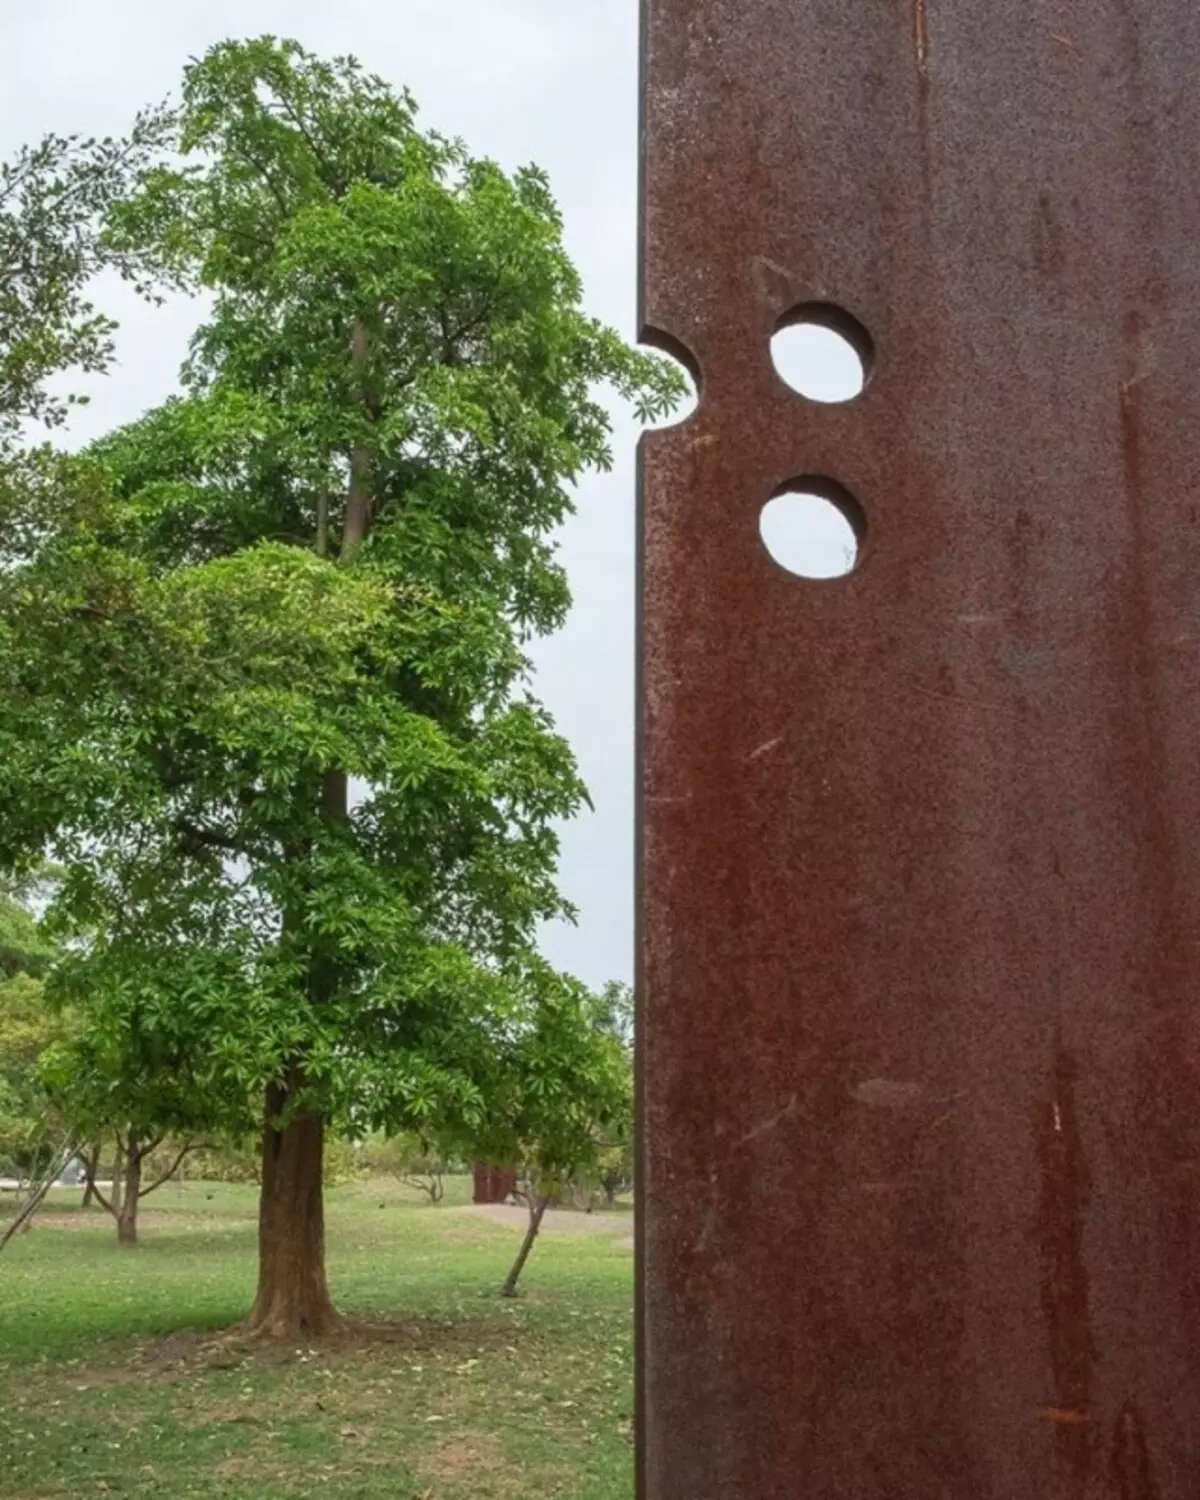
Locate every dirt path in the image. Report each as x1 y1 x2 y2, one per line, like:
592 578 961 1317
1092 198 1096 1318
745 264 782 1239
457 1203 634 1247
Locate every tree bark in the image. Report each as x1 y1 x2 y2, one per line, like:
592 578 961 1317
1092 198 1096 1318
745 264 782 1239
248 1073 340 1337
110 1139 125 1219
502 1194 549 1299
250 786 343 1336
343 321 372 559
117 1136 141 1248
315 486 330 559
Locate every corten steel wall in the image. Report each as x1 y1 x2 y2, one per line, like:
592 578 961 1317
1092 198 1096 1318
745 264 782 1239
471 1164 517 1205
637 2 1200 1496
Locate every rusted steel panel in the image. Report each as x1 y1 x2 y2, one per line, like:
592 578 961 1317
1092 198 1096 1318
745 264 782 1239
471 1163 517 1205
637 3 1200 1497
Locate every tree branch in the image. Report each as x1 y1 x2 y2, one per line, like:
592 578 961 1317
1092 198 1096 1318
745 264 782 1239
139 1140 210 1198
138 1133 165 1163
227 140 292 217
315 486 329 558
173 818 242 855
83 1156 116 1219
1 1141 76 1253
268 94 332 187
342 320 372 560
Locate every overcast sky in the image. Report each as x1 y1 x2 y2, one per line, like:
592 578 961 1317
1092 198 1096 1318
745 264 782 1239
2 0 854 988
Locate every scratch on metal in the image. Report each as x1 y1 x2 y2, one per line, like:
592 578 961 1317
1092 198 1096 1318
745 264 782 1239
739 1094 799 1146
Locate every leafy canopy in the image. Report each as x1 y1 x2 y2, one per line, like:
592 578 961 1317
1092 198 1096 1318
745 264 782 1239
0 108 172 441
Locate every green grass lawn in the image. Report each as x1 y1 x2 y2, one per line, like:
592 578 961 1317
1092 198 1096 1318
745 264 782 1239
0 1178 635 1499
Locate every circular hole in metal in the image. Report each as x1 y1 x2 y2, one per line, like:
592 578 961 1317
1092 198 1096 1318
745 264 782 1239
759 480 865 579
640 326 701 428
771 303 873 403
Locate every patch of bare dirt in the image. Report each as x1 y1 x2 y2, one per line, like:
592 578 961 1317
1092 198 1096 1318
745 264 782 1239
214 1456 299 1486
425 1431 506 1476
420 1430 519 1496
80 1314 522 1388
457 1204 634 1237
26 1208 256 1234
29 1211 181 1233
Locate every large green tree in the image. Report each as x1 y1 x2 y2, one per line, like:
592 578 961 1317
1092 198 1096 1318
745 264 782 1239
0 38 682 1335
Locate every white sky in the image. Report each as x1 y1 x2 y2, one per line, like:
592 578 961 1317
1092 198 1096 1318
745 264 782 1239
2 0 854 988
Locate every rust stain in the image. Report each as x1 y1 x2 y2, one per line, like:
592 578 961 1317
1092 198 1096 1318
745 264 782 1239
1038 1406 1092 1427
1116 303 1181 958
1119 311 1147 502
913 0 930 75
1032 192 1066 277
1034 1038 1095 1494
1111 1403 1161 1500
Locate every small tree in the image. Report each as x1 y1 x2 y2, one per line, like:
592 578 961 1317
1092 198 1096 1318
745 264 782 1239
40 952 251 1247
391 1135 446 1204
462 965 632 1299
592 1139 635 1211
556 981 633 1212
74 1131 206 1247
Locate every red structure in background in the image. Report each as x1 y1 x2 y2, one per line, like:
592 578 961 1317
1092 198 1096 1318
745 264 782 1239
471 1163 517 1205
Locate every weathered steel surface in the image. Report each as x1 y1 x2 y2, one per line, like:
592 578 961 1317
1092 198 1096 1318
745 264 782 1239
471 1163 517 1206
637 3 1200 1497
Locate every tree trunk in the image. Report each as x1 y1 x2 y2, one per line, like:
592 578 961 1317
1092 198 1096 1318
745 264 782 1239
502 1194 549 1299
243 318 372 1340
81 1144 101 1209
116 1137 141 1247
315 486 330 559
248 1074 340 1338
343 321 372 559
110 1139 125 1220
